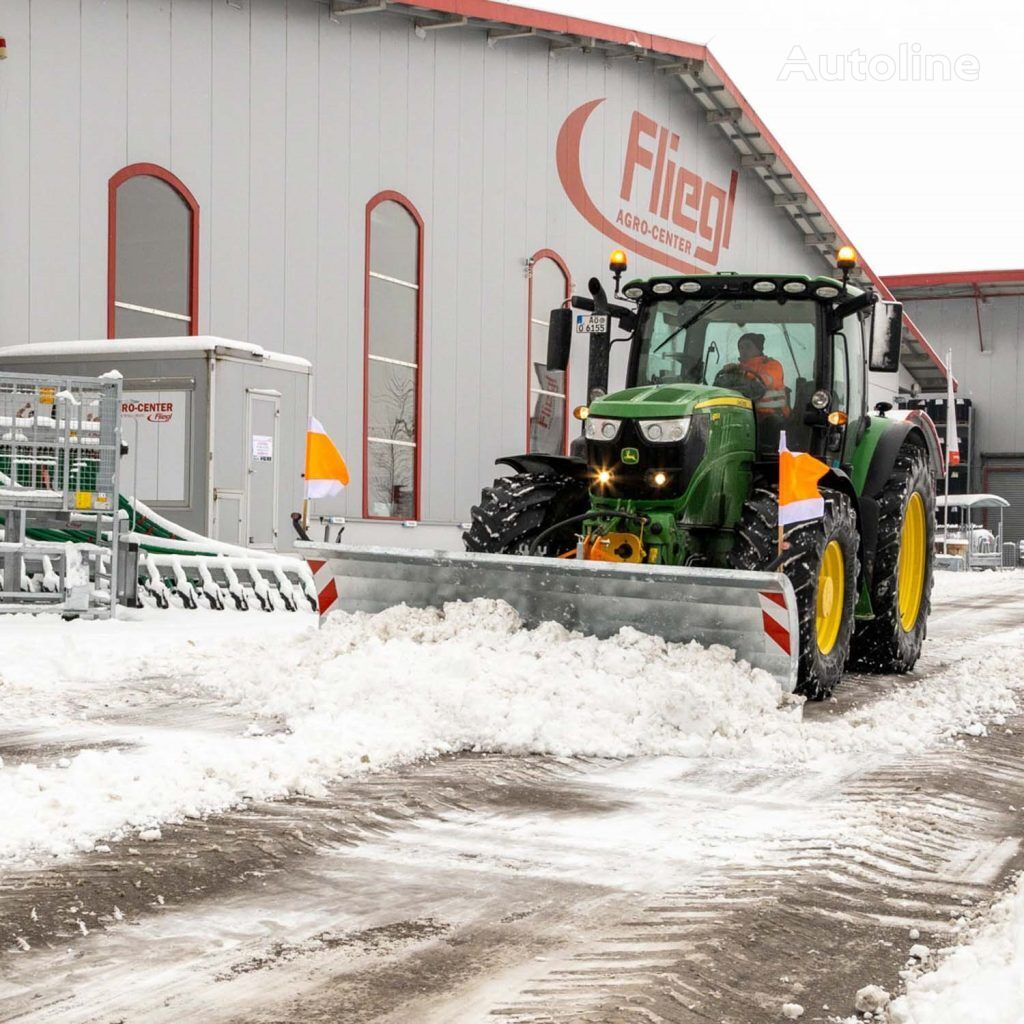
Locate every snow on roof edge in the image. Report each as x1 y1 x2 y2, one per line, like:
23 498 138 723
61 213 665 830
0 337 312 370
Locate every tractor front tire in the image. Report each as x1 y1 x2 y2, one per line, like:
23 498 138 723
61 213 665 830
463 472 589 556
849 444 935 674
732 487 859 700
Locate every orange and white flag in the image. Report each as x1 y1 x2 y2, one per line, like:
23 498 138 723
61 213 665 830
304 416 350 499
778 430 829 526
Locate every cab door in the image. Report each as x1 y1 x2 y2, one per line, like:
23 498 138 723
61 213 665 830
837 312 867 465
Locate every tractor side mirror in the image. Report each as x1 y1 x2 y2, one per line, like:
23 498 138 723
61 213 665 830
547 307 573 373
868 300 903 372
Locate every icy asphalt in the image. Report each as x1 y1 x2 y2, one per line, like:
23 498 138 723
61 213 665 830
1 572 1024 1023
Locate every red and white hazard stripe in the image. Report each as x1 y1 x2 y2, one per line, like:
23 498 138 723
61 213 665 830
758 590 792 656
307 559 339 620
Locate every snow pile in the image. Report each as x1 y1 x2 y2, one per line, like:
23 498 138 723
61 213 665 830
199 599 796 760
803 651 1020 760
0 601 796 864
854 984 891 1014
2 593 1023 867
889 873 1024 1024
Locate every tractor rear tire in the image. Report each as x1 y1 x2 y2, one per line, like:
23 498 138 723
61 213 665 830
849 444 935 674
463 472 589 556
731 487 859 701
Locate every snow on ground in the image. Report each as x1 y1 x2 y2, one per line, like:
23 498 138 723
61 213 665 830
885 868 1024 1023
931 566 1024 602
2 570 1024 869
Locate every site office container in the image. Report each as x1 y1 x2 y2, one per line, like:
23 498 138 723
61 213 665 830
0 337 311 550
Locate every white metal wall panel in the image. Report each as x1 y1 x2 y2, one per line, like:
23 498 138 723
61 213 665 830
169 0 214 333
248 0 288 352
454 33 488 519
3 0 861 538
29 0 81 344
315 8 356 521
0 0 32 346
209 1 251 342
127 1 172 168
901 295 1024 463
80 0 128 337
283 0 320 366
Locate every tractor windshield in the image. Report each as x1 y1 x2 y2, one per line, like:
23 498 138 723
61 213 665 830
635 297 819 450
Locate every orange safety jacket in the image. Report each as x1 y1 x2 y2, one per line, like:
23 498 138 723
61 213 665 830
739 355 790 416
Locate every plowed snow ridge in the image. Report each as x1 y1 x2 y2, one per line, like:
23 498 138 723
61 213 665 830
0 598 1021 867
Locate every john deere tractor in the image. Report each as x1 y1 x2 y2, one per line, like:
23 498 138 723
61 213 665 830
464 250 942 699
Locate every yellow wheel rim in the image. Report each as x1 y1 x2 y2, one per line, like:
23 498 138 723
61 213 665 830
897 491 927 632
816 539 845 656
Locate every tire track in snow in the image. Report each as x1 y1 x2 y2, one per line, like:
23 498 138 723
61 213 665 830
476 723 1024 1024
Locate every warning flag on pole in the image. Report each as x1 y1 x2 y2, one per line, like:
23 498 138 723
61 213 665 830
945 349 960 469
778 430 829 526
304 417 350 499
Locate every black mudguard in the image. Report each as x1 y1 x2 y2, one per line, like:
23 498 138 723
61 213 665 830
862 418 943 500
496 453 591 481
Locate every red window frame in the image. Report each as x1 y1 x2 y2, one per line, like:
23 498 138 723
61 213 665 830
362 190 425 521
526 248 572 453
107 162 200 339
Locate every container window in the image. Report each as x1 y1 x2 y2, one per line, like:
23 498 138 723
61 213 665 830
364 193 423 520
108 164 198 338
527 251 571 454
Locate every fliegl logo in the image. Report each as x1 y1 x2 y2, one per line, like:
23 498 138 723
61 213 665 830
556 98 739 271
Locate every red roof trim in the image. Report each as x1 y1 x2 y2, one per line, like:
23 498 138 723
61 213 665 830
416 0 704 59
885 270 1024 289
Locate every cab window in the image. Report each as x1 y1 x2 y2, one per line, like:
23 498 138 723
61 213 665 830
832 332 848 412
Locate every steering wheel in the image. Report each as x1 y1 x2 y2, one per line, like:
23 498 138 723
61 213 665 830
713 365 767 401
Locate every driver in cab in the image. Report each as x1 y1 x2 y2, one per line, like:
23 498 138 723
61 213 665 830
723 332 791 418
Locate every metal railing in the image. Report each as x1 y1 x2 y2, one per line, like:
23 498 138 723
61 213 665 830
0 371 122 616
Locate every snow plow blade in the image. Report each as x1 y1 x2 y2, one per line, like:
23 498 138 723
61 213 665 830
298 543 799 692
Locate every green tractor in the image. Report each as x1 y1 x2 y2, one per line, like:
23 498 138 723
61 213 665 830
463 250 942 699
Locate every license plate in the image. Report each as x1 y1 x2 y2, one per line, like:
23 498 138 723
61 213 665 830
575 314 609 334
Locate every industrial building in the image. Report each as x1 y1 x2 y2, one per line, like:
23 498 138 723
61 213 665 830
0 0 950 549
887 270 1024 543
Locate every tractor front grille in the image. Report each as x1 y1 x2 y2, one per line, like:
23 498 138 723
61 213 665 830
585 415 708 501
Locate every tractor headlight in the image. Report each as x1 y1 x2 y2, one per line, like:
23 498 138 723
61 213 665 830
638 417 691 443
585 416 622 441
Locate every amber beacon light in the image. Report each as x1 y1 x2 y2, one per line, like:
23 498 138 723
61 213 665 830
609 249 628 294
835 244 857 288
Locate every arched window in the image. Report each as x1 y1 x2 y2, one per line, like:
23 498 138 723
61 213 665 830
108 163 199 338
526 249 571 454
363 191 424 520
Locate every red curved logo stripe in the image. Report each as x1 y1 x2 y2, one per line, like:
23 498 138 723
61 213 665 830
556 98 737 274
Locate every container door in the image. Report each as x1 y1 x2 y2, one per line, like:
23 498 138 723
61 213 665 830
245 392 280 548
213 489 245 546
983 459 1024 546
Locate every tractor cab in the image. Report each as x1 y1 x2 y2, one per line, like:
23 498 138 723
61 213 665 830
549 255 904 474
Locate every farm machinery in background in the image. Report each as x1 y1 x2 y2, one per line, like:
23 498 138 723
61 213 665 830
0 371 314 617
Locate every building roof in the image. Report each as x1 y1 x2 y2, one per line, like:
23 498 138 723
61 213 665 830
327 0 952 391
0 337 312 370
936 493 1011 510
885 270 1024 301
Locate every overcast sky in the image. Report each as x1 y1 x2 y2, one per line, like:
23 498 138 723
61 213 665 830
502 0 1022 276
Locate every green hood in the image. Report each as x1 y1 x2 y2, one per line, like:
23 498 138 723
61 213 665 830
591 383 750 419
